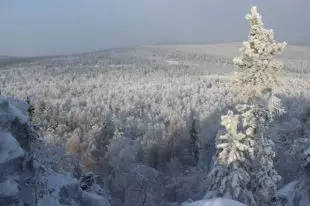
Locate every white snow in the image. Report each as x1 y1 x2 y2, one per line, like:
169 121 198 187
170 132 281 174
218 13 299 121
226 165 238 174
0 96 28 123
82 191 111 206
182 198 247 206
278 180 298 199
278 180 310 206
0 132 25 164
46 171 78 196
0 176 20 197
166 60 180 65
36 172 78 205
5 96 29 114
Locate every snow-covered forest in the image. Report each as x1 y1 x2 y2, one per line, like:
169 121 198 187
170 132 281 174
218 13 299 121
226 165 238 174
1 6 310 206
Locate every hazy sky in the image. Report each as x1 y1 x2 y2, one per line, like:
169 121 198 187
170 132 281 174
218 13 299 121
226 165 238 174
0 0 309 56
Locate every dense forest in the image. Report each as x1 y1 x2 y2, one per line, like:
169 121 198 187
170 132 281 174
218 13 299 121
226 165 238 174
1 6 310 206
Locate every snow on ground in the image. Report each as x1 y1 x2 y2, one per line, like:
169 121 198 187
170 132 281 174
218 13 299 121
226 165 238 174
182 198 247 206
0 96 28 122
278 180 310 206
278 180 299 200
166 60 180 65
0 132 25 164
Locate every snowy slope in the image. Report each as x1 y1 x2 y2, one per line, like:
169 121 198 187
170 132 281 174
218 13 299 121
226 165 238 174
0 96 28 122
0 96 110 206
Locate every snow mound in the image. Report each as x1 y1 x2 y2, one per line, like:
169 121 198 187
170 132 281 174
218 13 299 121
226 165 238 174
183 198 247 206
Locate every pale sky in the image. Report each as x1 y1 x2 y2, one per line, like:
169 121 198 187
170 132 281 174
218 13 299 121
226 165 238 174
0 0 309 56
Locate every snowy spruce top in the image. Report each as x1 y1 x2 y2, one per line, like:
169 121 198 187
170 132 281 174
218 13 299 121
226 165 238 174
233 6 287 99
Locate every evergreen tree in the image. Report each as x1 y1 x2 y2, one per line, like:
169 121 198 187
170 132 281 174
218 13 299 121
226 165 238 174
26 96 35 122
189 109 200 166
205 108 255 205
233 6 287 99
205 104 281 205
205 6 285 205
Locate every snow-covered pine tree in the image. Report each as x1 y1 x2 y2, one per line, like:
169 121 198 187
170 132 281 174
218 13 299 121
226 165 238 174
206 6 285 205
26 96 35 122
206 104 281 205
234 8 285 203
189 109 200 166
205 107 256 205
267 94 286 121
243 104 282 206
233 6 287 100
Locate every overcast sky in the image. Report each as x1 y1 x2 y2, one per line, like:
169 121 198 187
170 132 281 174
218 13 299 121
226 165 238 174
0 0 309 56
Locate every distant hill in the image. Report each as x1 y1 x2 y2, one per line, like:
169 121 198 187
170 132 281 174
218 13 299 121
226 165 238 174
1 42 310 68
0 55 64 68
0 56 38 67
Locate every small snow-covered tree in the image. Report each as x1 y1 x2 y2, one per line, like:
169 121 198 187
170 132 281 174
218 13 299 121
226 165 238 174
205 104 281 206
245 104 281 205
267 94 286 121
205 107 256 205
189 109 200 165
26 96 35 122
233 6 287 99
